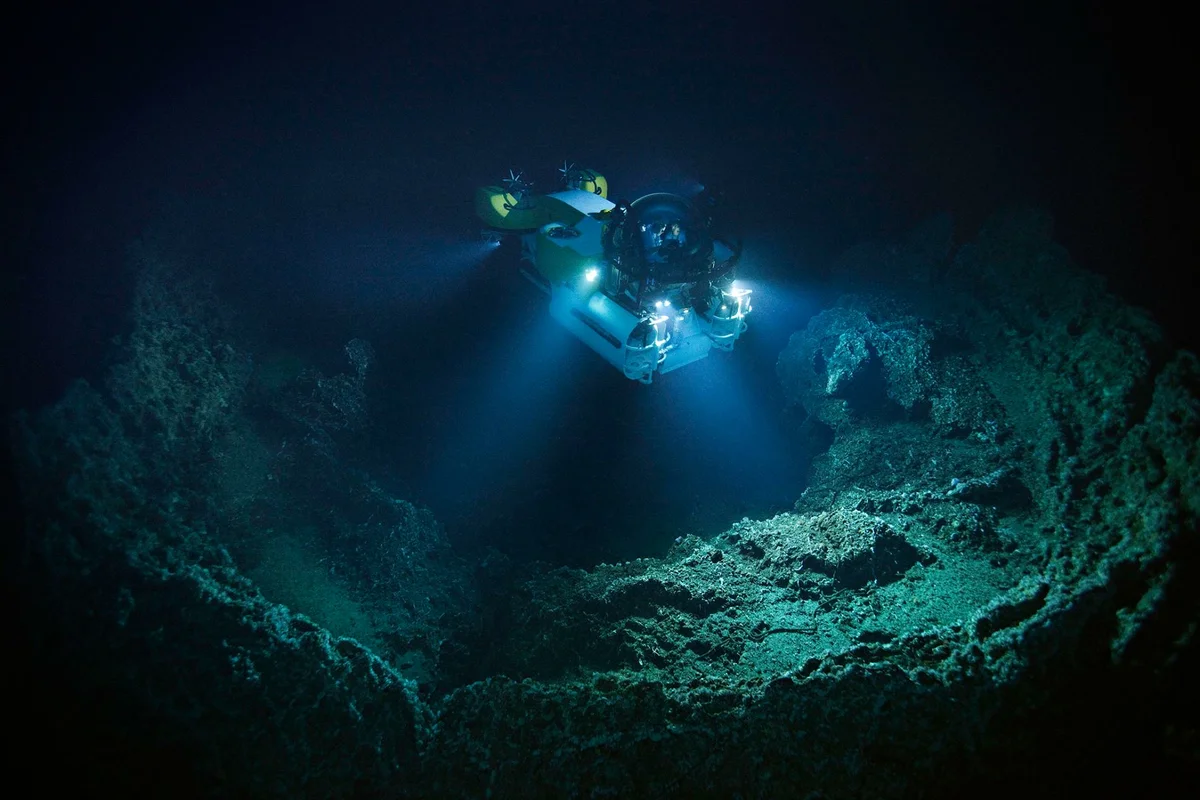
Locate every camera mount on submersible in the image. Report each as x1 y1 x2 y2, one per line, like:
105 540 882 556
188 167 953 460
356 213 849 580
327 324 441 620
474 163 752 383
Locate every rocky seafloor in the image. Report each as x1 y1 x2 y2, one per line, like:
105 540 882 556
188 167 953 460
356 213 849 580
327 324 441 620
10 208 1198 797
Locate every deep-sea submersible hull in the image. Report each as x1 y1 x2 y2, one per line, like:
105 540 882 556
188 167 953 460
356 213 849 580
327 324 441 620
476 168 751 383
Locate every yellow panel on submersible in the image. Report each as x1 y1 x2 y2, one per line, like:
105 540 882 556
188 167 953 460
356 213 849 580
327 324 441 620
574 170 608 198
535 221 601 283
474 186 552 230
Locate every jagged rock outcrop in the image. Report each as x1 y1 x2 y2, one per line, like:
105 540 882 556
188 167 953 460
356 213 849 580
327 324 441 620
12 211 1198 797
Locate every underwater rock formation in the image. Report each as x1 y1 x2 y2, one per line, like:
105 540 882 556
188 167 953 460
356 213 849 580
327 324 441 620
11 210 1199 797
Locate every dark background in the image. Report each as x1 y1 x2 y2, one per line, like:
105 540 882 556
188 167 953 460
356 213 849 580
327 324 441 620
3 1 1194 563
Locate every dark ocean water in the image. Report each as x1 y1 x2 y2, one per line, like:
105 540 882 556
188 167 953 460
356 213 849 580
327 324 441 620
8 4 1188 568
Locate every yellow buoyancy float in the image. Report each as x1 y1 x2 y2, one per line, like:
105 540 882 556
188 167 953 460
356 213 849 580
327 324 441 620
474 186 553 230
568 168 608 198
